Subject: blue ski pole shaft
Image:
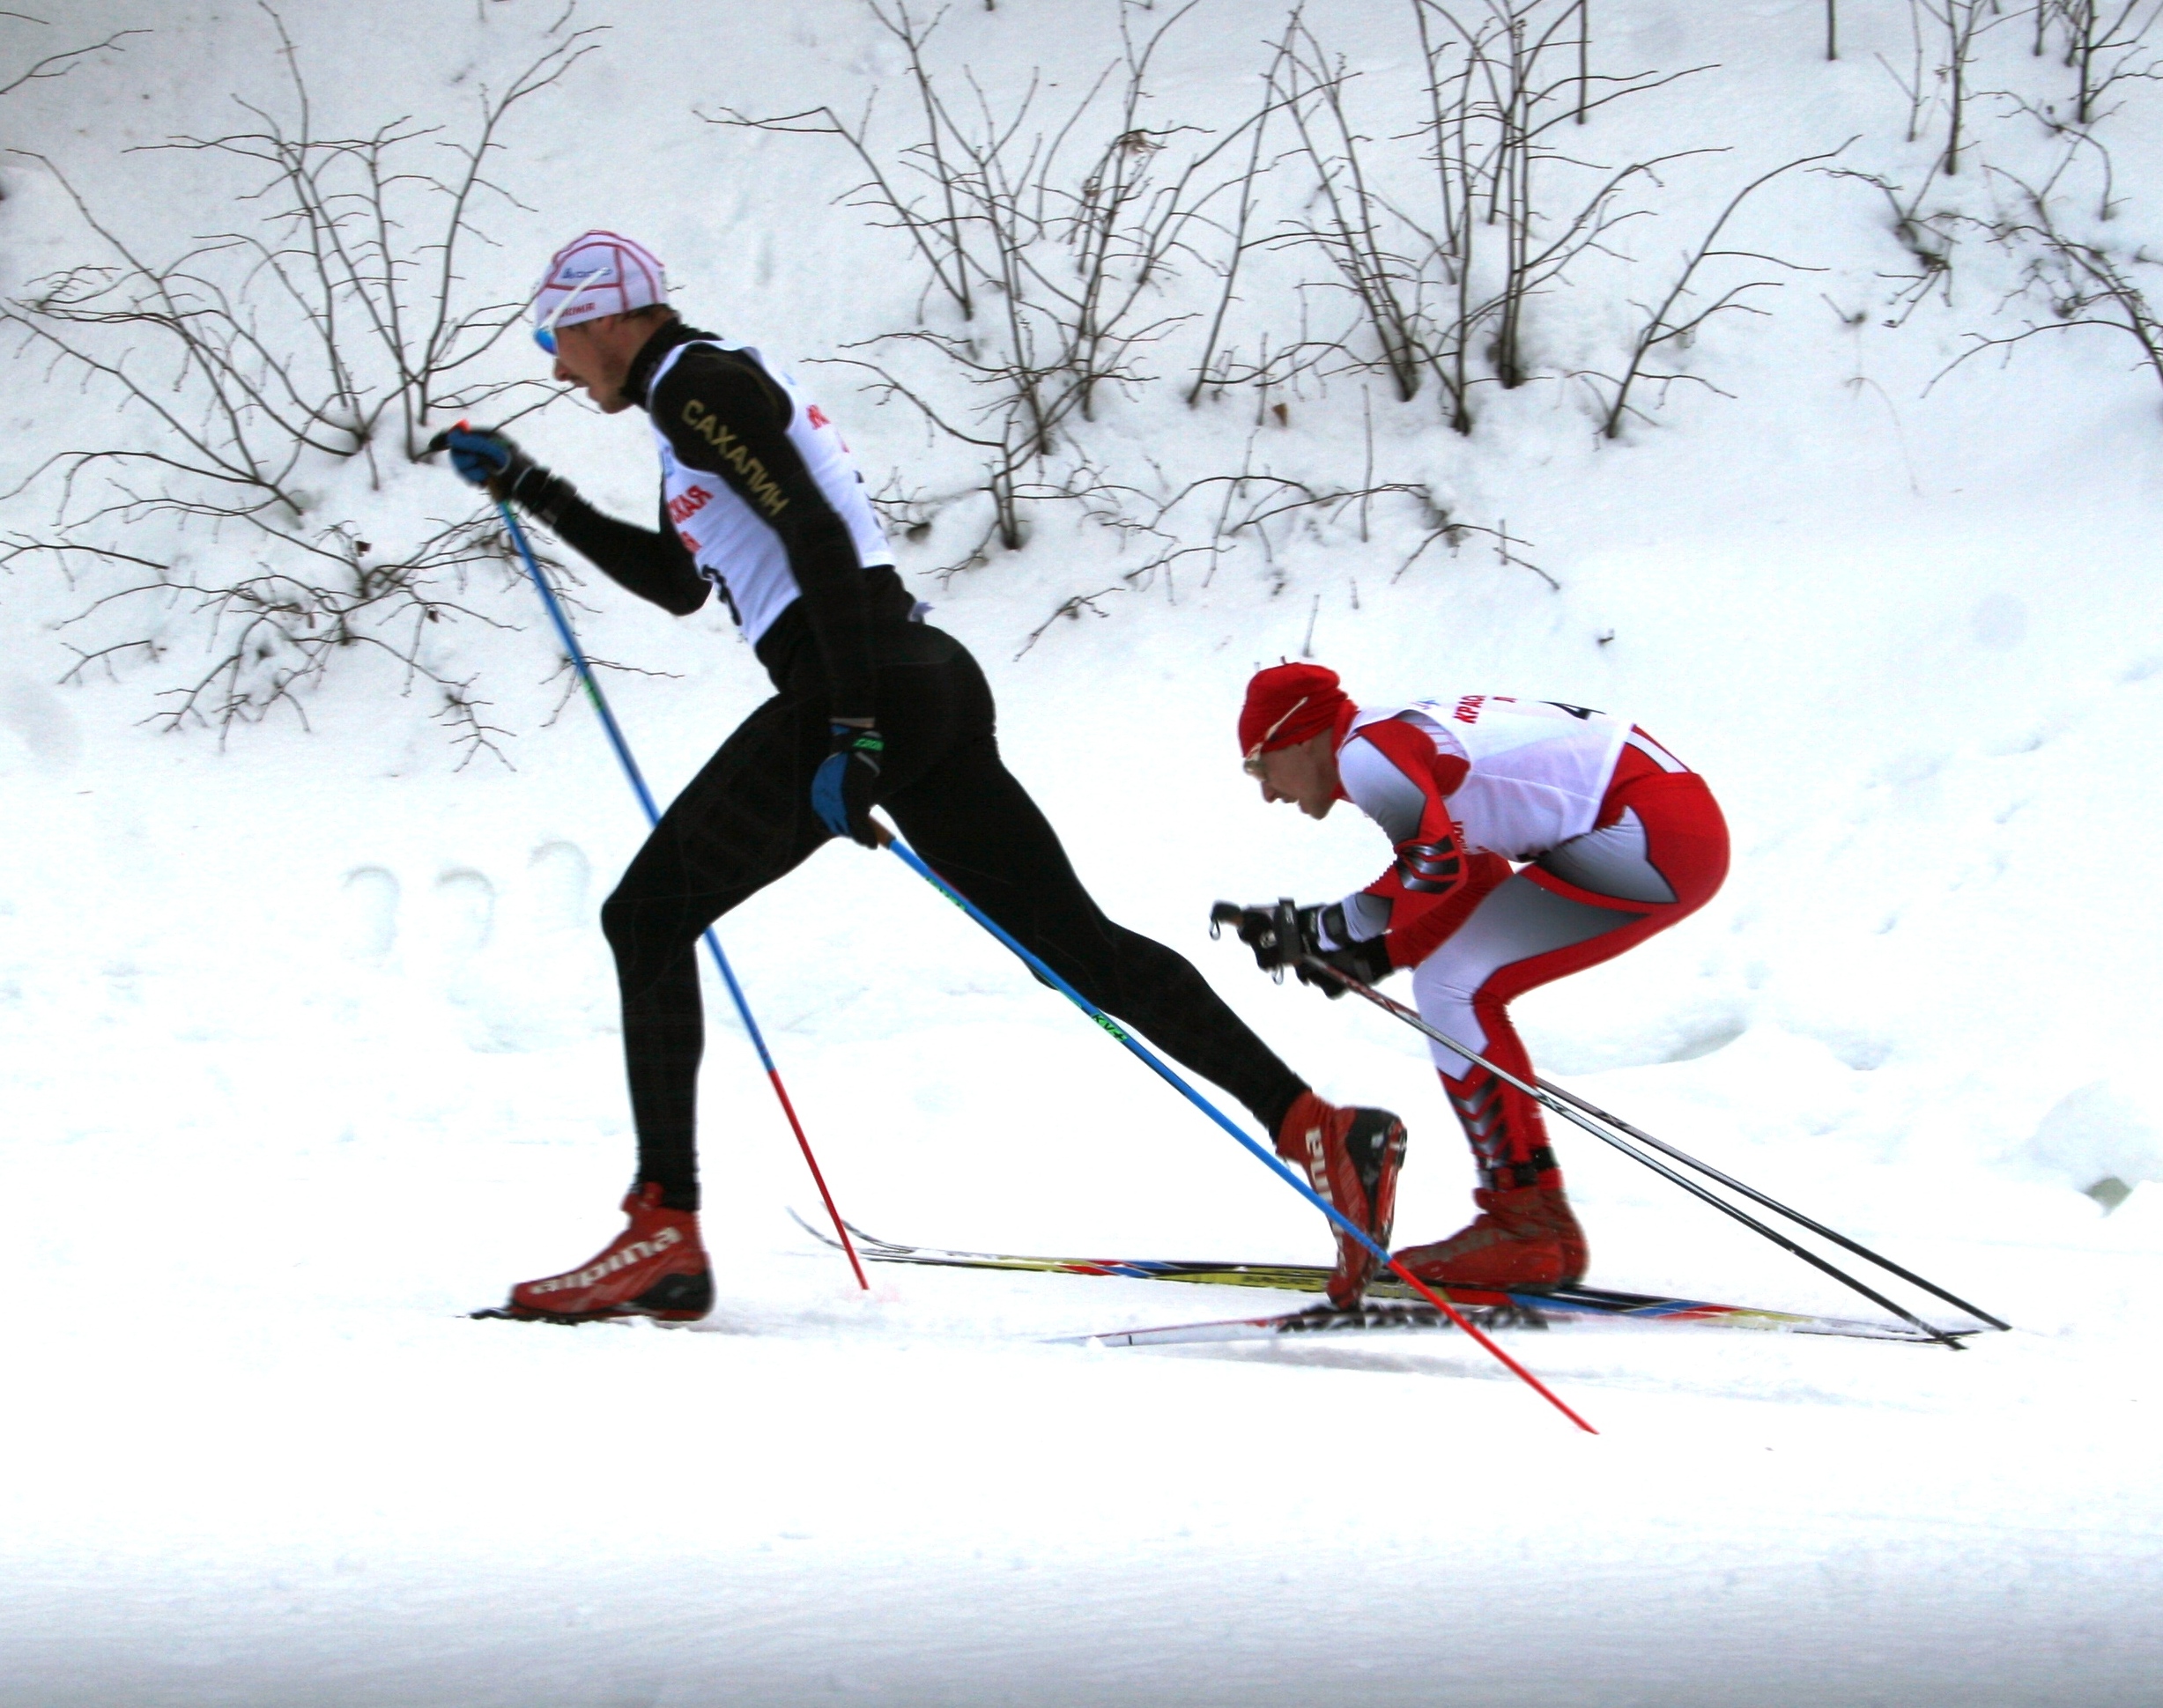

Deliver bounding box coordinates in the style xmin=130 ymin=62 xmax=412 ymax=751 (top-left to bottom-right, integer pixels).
xmin=879 ymin=828 xmax=1595 ymax=1433
xmin=495 ymin=499 xmax=867 ymax=1290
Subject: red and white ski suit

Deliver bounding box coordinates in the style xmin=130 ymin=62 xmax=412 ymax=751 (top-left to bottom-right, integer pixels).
xmin=1326 ymin=696 xmax=1729 ymax=1189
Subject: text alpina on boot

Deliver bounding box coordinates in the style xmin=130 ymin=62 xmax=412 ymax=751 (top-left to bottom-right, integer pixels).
xmin=500 ymin=1183 xmax=714 ymax=1322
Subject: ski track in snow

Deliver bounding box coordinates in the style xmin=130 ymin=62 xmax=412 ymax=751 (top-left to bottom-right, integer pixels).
xmin=2 ymin=2 xmax=2160 ymax=1703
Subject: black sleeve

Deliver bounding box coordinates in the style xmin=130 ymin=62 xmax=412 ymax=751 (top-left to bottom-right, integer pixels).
xmin=648 ymin=347 xmax=876 ymax=721
xmin=513 ymin=471 xmax=711 ymax=618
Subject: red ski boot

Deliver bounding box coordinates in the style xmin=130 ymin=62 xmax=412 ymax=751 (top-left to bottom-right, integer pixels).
xmin=1276 ymin=1091 xmax=1408 ymax=1308
xmin=491 ymin=1184 xmax=714 ymax=1323
xmin=1392 ymin=1184 xmax=1588 ymax=1291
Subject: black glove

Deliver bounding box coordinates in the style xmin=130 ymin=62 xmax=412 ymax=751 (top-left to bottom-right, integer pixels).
xmin=425 ymin=424 xmax=575 ymax=524
xmin=811 ymin=721 xmax=885 ymax=847
xmin=1210 ymin=898 xmax=1394 ymax=998
xmin=1300 ymin=932 xmax=1393 ymax=998
xmin=1211 ymin=898 xmax=1303 ymax=976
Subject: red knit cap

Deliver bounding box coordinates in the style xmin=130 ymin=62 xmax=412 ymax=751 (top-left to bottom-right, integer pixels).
xmin=1239 ymin=662 xmax=1349 ymax=758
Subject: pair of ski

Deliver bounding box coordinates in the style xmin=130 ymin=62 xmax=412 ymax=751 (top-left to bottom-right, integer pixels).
xmin=795 ymin=1216 xmax=1983 ymax=1348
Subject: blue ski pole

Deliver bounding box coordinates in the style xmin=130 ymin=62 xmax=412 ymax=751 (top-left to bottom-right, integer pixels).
xmin=878 ymin=825 xmax=1595 ymax=1432
xmin=494 ymin=496 xmax=867 ymax=1290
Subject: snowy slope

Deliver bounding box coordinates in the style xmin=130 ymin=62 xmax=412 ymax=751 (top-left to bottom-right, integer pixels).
xmin=3 ymin=3 xmax=2160 ymax=1704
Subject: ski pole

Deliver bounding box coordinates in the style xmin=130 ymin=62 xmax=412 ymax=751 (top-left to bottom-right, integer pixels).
xmin=1289 ymin=950 xmax=1975 ymax=1349
xmin=1531 ymin=1073 xmax=2008 ymax=1331
xmin=879 ymin=825 xmax=1597 ymax=1434
xmin=493 ymin=497 xmax=868 ymax=1291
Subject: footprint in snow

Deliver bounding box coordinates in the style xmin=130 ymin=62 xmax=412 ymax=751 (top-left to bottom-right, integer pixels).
xmin=1968 ymin=592 xmax=2027 ymax=651
xmin=339 ymin=867 xmax=400 ymax=962
xmin=1 ymin=675 xmax=84 ymax=774
xmin=431 ymin=869 xmax=496 ymax=960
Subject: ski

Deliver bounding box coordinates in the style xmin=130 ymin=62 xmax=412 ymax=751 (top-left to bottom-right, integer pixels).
xmin=1059 ymin=1299 xmax=1552 ymax=1349
xmin=792 ymin=1214 xmax=1980 ymax=1344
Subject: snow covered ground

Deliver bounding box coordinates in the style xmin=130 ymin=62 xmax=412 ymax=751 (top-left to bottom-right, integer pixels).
xmin=3 ymin=2 xmax=2160 ymax=1703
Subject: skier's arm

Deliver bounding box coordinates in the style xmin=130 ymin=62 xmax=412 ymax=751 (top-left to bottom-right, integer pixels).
xmin=530 ymin=482 xmax=713 ymax=617
xmin=430 ymin=425 xmax=712 ymax=616
xmin=1335 ymin=718 xmax=1473 ymax=968
xmin=648 ymin=348 xmax=876 ymax=721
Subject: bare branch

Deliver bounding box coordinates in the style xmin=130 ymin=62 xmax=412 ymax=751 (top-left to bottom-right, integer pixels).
xmin=1592 ymin=143 xmax=1849 ymax=439
xmin=0 ymin=20 xmax=144 ymax=100
xmin=4 ymin=10 xmax=591 ymax=750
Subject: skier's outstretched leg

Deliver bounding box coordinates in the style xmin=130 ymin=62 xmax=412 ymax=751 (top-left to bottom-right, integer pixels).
xmin=885 ymin=644 xmax=1406 ymax=1305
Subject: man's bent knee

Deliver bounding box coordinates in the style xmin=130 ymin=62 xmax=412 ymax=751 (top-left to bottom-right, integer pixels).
xmin=600 ymin=885 xmax=672 ymax=964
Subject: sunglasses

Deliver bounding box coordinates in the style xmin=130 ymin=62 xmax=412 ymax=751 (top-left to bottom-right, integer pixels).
xmin=1241 ymin=696 xmax=1310 ymax=777
xmin=531 ymin=278 xmax=607 ymax=356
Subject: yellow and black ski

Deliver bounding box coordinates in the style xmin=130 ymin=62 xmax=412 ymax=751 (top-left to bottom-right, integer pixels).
xmin=794 ymin=1216 xmax=1980 ymax=1344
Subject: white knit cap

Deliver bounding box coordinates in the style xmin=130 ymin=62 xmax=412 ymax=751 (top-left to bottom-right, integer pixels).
xmin=530 ymin=231 xmax=668 ymax=330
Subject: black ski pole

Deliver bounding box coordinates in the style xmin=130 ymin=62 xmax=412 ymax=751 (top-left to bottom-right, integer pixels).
xmin=1530 ymin=1074 xmax=2009 ymax=1331
xmin=1298 ymin=943 xmax=2005 ymax=1332
xmin=1279 ymin=948 xmax=1975 ymax=1349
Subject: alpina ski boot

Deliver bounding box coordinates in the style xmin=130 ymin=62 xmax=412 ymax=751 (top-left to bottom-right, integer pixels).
xmin=486 ymin=1183 xmax=714 ymax=1323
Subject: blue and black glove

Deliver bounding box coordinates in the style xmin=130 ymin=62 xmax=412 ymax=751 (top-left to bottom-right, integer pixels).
xmin=425 ymin=424 xmax=574 ymax=522
xmin=811 ymin=722 xmax=885 ymax=847
xmin=427 ymin=424 xmax=524 ymax=491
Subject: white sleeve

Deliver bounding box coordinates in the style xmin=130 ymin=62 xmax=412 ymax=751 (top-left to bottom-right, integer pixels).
xmin=1335 ymin=891 xmax=1393 ymax=944
xmin=1329 ymin=733 xmax=1429 ymax=944
xmin=1337 ymin=734 xmax=1429 ymax=845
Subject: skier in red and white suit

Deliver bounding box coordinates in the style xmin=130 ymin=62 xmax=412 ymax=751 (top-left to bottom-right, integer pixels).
xmin=1223 ymin=662 xmax=1729 ymax=1289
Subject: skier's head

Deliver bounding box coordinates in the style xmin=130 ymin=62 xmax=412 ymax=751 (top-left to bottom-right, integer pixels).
xmin=1239 ymin=662 xmax=1349 ymax=819
xmin=531 ymin=232 xmax=677 ymax=413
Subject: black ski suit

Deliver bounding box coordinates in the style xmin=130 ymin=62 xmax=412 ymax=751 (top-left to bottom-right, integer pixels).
xmin=515 ymin=318 xmax=1307 ymax=1208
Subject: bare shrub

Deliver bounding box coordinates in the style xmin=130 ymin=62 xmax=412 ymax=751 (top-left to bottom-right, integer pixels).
xmin=1933 ymin=152 xmax=2163 ymax=407
xmin=704 ymin=1 xmax=1781 ymax=647
xmin=2041 ymin=1 xmax=2163 ymax=127
xmin=1212 ymin=2 xmax=1712 ymax=433
xmin=1 ymin=7 xmax=596 ymax=755
xmin=1579 ymin=146 xmax=1848 ymax=440
xmin=1878 ymin=1 xmax=2019 ymax=174
xmin=1038 ymin=420 xmax=1551 ymax=624
xmin=708 ymin=0 xmax=1275 ymax=561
